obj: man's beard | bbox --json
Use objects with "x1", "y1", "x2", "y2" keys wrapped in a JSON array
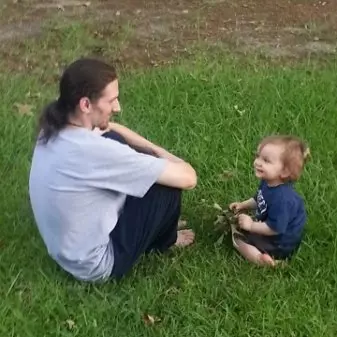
[{"x1": 96, "y1": 110, "x2": 111, "y2": 130}]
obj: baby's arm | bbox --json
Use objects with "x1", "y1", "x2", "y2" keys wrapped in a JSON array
[
  {"x1": 230, "y1": 197, "x2": 257, "y2": 212},
  {"x1": 250, "y1": 221, "x2": 278, "y2": 236},
  {"x1": 238, "y1": 215, "x2": 278, "y2": 235},
  {"x1": 240, "y1": 198, "x2": 257, "y2": 210},
  {"x1": 239, "y1": 195, "x2": 291, "y2": 236}
]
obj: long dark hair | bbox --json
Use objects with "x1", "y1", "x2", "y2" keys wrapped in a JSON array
[{"x1": 38, "y1": 58, "x2": 117, "y2": 143}]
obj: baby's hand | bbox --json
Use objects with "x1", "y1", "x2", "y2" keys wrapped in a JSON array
[
  {"x1": 229, "y1": 202, "x2": 243, "y2": 213},
  {"x1": 238, "y1": 214, "x2": 253, "y2": 231}
]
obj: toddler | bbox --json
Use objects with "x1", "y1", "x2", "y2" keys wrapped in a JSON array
[{"x1": 229, "y1": 135, "x2": 310, "y2": 266}]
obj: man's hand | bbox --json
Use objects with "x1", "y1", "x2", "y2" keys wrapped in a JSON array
[{"x1": 237, "y1": 214, "x2": 253, "y2": 231}]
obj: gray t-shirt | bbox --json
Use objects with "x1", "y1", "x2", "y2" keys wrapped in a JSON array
[{"x1": 29, "y1": 128, "x2": 167, "y2": 282}]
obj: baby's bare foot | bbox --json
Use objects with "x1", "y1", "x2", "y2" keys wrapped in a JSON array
[
  {"x1": 259, "y1": 253, "x2": 276, "y2": 267},
  {"x1": 174, "y1": 229, "x2": 195, "y2": 247}
]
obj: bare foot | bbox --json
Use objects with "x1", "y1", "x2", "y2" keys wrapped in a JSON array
[
  {"x1": 259, "y1": 253, "x2": 276, "y2": 267},
  {"x1": 174, "y1": 229, "x2": 195, "y2": 247}
]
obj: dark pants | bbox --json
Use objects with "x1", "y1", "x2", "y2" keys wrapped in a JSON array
[
  {"x1": 234, "y1": 230, "x2": 298, "y2": 260},
  {"x1": 101, "y1": 131, "x2": 181, "y2": 279}
]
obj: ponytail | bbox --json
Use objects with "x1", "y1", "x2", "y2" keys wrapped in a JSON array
[{"x1": 38, "y1": 100, "x2": 68, "y2": 144}]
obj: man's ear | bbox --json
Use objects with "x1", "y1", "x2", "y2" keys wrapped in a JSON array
[{"x1": 79, "y1": 97, "x2": 91, "y2": 114}]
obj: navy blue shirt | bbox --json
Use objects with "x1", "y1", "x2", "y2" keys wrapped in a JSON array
[{"x1": 253, "y1": 180, "x2": 307, "y2": 251}]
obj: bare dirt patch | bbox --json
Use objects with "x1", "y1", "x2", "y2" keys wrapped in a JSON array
[{"x1": 0, "y1": 0, "x2": 336, "y2": 68}]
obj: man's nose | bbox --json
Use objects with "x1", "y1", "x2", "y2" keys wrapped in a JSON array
[{"x1": 112, "y1": 99, "x2": 121, "y2": 113}]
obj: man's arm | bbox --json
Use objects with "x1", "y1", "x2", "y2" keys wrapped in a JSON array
[
  {"x1": 107, "y1": 122, "x2": 183, "y2": 162},
  {"x1": 156, "y1": 161, "x2": 197, "y2": 190},
  {"x1": 106, "y1": 122, "x2": 197, "y2": 190}
]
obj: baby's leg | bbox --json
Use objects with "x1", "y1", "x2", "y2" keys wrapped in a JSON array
[{"x1": 235, "y1": 239, "x2": 276, "y2": 266}]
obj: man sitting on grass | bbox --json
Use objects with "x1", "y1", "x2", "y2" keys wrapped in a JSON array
[{"x1": 28, "y1": 58, "x2": 196, "y2": 282}]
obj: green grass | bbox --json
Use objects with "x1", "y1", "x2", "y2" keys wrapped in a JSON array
[{"x1": 2, "y1": 23, "x2": 337, "y2": 337}]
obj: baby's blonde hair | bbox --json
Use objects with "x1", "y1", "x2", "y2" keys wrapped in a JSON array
[{"x1": 258, "y1": 135, "x2": 310, "y2": 182}]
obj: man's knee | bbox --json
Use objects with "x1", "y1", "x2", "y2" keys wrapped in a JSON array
[
  {"x1": 102, "y1": 130, "x2": 127, "y2": 145},
  {"x1": 146, "y1": 184, "x2": 182, "y2": 205}
]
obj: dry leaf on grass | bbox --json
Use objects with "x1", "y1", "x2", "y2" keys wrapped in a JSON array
[
  {"x1": 218, "y1": 170, "x2": 235, "y2": 180},
  {"x1": 25, "y1": 91, "x2": 41, "y2": 99},
  {"x1": 214, "y1": 215, "x2": 225, "y2": 226},
  {"x1": 178, "y1": 219, "x2": 187, "y2": 228},
  {"x1": 65, "y1": 319, "x2": 76, "y2": 330},
  {"x1": 213, "y1": 203, "x2": 223, "y2": 211},
  {"x1": 35, "y1": 1, "x2": 91, "y2": 10},
  {"x1": 164, "y1": 286, "x2": 179, "y2": 295},
  {"x1": 142, "y1": 314, "x2": 161, "y2": 325},
  {"x1": 215, "y1": 233, "x2": 225, "y2": 246},
  {"x1": 234, "y1": 104, "x2": 245, "y2": 116},
  {"x1": 213, "y1": 208, "x2": 237, "y2": 236},
  {"x1": 14, "y1": 103, "x2": 34, "y2": 116}
]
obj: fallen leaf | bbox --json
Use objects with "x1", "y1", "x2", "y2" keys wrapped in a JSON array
[
  {"x1": 234, "y1": 104, "x2": 245, "y2": 116},
  {"x1": 35, "y1": 1, "x2": 91, "y2": 9},
  {"x1": 218, "y1": 170, "x2": 235, "y2": 180},
  {"x1": 164, "y1": 286, "x2": 179, "y2": 295},
  {"x1": 65, "y1": 319, "x2": 76, "y2": 330},
  {"x1": 178, "y1": 219, "x2": 187, "y2": 228},
  {"x1": 25, "y1": 91, "x2": 41, "y2": 99},
  {"x1": 143, "y1": 314, "x2": 154, "y2": 325},
  {"x1": 150, "y1": 60, "x2": 159, "y2": 67},
  {"x1": 142, "y1": 314, "x2": 161, "y2": 325},
  {"x1": 213, "y1": 208, "x2": 238, "y2": 235},
  {"x1": 214, "y1": 215, "x2": 225, "y2": 226},
  {"x1": 213, "y1": 215, "x2": 230, "y2": 235},
  {"x1": 215, "y1": 233, "x2": 225, "y2": 246},
  {"x1": 14, "y1": 103, "x2": 34, "y2": 116},
  {"x1": 213, "y1": 203, "x2": 223, "y2": 211}
]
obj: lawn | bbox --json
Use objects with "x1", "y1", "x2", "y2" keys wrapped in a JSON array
[{"x1": 1, "y1": 22, "x2": 337, "y2": 337}]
